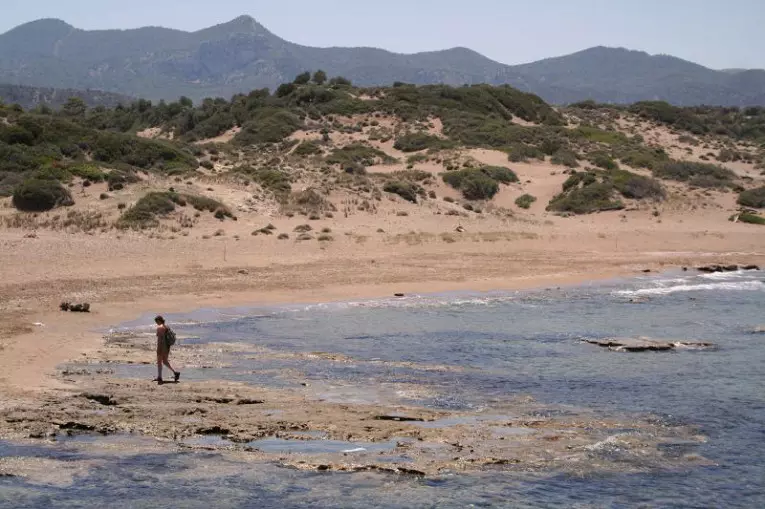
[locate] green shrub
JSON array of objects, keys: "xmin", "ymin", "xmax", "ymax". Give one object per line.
[
  {"xmin": 68, "ymin": 163, "xmax": 106, "ymax": 182},
  {"xmin": 608, "ymin": 169, "xmax": 665, "ymax": 200},
  {"xmin": 383, "ymin": 181, "xmax": 422, "ymax": 203},
  {"xmin": 118, "ymin": 192, "xmax": 177, "ymax": 228},
  {"xmin": 733, "ymin": 212, "xmax": 765, "ymax": 225},
  {"xmin": 481, "ymin": 166, "xmax": 519, "ymax": 184},
  {"xmin": 654, "ymin": 161, "xmax": 735, "ymax": 188},
  {"xmin": 326, "ymin": 143, "xmax": 395, "ymax": 166},
  {"xmin": 393, "ymin": 133, "xmax": 453, "ymax": 152},
  {"xmin": 515, "ymin": 194, "xmax": 537, "ymax": 209},
  {"xmin": 184, "ymin": 194, "xmax": 234, "ymax": 219},
  {"xmin": 589, "ymin": 152, "xmax": 619, "ymax": 170},
  {"xmin": 508, "ymin": 143, "xmax": 544, "ymax": 162},
  {"xmin": 107, "ymin": 169, "xmax": 140, "ymax": 191},
  {"xmin": 234, "ymin": 110, "xmax": 302, "ymax": 145},
  {"xmin": 738, "ymin": 187, "xmax": 765, "ymax": 208},
  {"xmin": 389, "ymin": 169, "xmax": 432, "ymax": 182},
  {"xmin": 235, "ymin": 166, "xmax": 291, "ymax": 195},
  {"xmin": 293, "ymin": 141, "xmax": 323, "ymax": 157},
  {"xmin": 443, "ymin": 169, "xmax": 499, "ymax": 200},
  {"xmin": 551, "ymin": 149, "xmax": 579, "ymax": 168},
  {"xmin": 547, "ymin": 182, "xmax": 624, "ymax": 214},
  {"xmin": 574, "ymin": 126, "xmax": 629, "ymax": 145},
  {"xmin": 12, "ymin": 179, "xmax": 74, "ymax": 211}
]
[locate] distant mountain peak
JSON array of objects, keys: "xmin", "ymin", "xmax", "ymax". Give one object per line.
[
  {"xmin": 4, "ymin": 18, "xmax": 73, "ymax": 35},
  {"xmin": 215, "ymin": 14, "xmax": 268, "ymax": 34}
]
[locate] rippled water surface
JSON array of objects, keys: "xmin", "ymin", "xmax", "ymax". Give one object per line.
[{"xmin": 3, "ymin": 270, "xmax": 765, "ymax": 508}]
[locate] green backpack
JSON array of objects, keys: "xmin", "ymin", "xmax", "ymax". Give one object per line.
[{"xmin": 165, "ymin": 327, "xmax": 177, "ymax": 346}]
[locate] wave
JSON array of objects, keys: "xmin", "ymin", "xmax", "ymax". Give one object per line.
[{"xmin": 616, "ymin": 280, "xmax": 765, "ymax": 297}]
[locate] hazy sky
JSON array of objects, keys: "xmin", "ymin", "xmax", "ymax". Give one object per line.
[{"xmin": 2, "ymin": 0, "xmax": 763, "ymax": 69}]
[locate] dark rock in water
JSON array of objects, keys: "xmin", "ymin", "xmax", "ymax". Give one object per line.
[
  {"xmin": 83, "ymin": 393, "xmax": 118, "ymax": 406},
  {"xmin": 584, "ymin": 337, "xmax": 716, "ymax": 353},
  {"xmin": 55, "ymin": 421, "xmax": 96, "ymax": 431},
  {"xmin": 743, "ymin": 265, "xmax": 760, "ymax": 271},
  {"xmin": 235, "ymin": 398, "xmax": 264, "ymax": 405},
  {"xmin": 642, "ymin": 269, "xmax": 652, "ymax": 273},
  {"xmin": 374, "ymin": 415, "xmax": 425, "ymax": 422},
  {"xmin": 394, "ymin": 293, "xmax": 405, "ymax": 297},
  {"xmin": 196, "ymin": 426, "xmax": 230, "ymax": 435},
  {"xmin": 682, "ymin": 267, "xmax": 689, "ymax": 272},
  {"xmin": 724, "ymin": 264, "xmax": 739, "ymax": 272}
]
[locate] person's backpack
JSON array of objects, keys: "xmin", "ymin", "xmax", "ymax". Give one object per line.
[{"xmin": 165, "ymin": 327, "xmax": 177, "ymax": 347}]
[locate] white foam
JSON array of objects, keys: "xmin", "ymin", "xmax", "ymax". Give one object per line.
[{"xmin": 616, "ymin": 280, "xmax": 765, "ymax": 297}]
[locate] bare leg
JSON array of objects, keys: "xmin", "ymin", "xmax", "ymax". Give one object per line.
[
  {"xmin": 162, "ymin": 350, "xmax": 176, "ymax": 375},
  {"xmin": 156, "ymin": 349, "xmax": 163, "ymax": 380}
]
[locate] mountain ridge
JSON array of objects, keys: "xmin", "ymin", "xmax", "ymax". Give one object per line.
[{"xmin": 1, "ymin": 17, "xmax": 764, "ymax": 106}]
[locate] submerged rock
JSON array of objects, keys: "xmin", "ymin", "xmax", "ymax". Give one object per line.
[{"xmin": 584, "ymin": 337, "xmax": 715, "ymax": 353}]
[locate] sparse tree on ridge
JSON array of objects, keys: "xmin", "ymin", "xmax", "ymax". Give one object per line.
[
  {"xmin": 313, "ymin": 70, "xmax": 327, "ymax": 85},
  {"xmin": 293, "ymin": 72, "xmax": 311, "ymax": 85}
]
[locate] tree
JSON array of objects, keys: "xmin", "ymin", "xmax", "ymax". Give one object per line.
[
  {"xmin": 179, "ymin": 96, "xmax": 194, "ymax": 108},
  {"xmin": 293, "ymin": 72, "xmax": 311, "ymax": 85},
  {"xmin": 276, "ymin": 83, "xmax": 296, "ymax": 98},
  {"xmin": 330, "ymin": 76, "xmax": 352, "ymax": 87},
  {"xmin": 62, "ymin": 97, "xmax": 86, "ymax": 117},
  {"xmin": 313, "ymin": 70, "xmax": 327, "ymax": 85}
]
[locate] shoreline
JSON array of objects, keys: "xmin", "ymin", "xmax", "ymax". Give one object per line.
[{"xmin": 1, "ymin": 237, "xmax": 763, "ymax": 398}]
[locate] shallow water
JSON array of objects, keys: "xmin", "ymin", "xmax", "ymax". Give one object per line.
[{"xmin": 4, "ymin": 270, "xmax": 765, "ymax": 507}]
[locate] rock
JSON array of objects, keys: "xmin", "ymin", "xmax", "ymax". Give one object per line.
[
  {"xmin": 374, "ymin": 415, "xmax": 425, "ymax": 422},
  {"xmin": 235, "ymin": 399, "xmax": 264, "ymax": 405},
  {"xmin": 394, "ymin": 293, "xmax": 405, "ymax": 297},
  {"xmin": 60, "ymin": 302, "xmax": 70, "ymax": 311},
  {"xmin": 196, "ymin": 426, "xmax": 230, "ymax": 435},
  {"xmin": 83, "ymin": 394, "xmax": 118, "ymax": 406},
  {"xmin": 238, "ymin": 269, "xmax": 249, "ymax": 275},
  {"xmin": 642, "ymin": 269, "xmax": 652, "ymax": 273},
  {"xmin": 68, "ymin": 303, "xmax": 91, "ymax": 313},
  {"xmin": 24, "ymin": 233, "xmax": 38, "ymax": 239},
  {"xmin": 743, "ymin": 265, "xmax": 760, "ymax": 271},
  {"xmin": 697, "ymin": 264, "xmax": 741, "ymax": 273},
  {"xmin": 455, "ymin": 226, "xmax": 466, "ymax": 233},
  {"xmin": 584, "ymin": 337, "xmax": 715, "ymax": 353}
]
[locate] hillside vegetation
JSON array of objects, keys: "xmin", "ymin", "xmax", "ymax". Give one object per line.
[{"xmin": 2, "ymin": 77, "xmax": 764, "ymax": 234}]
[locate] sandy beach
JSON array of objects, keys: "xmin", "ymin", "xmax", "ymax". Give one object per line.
[{"xmin": 1, "ymin": 213, "xmax": 763, "ymax": 398}]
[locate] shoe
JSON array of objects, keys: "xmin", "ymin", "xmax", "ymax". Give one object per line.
[
  {"xmin": 153, "ymin": 378, "xmax": 164, "ymax": 385},
  {"xmin": 174, "ymin": 372, "xmax": 181, "ymax": 383}
]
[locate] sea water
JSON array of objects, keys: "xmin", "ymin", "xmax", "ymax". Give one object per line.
[{"xmin": 2, "ymin": 270, "xmax": 764, "ymax": 508}]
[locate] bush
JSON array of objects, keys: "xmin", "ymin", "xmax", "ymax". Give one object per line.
[
  {"xmin": 393, "ymin": 133, "xmax": 453, "ymax": 152},
  {"xmin": 293, "ymin": 141, "xmax": 323, "ymax": 157},
  {"xmin": 515, "ymin": 194, "xmax": 537, "ymax": 209},
  {"xmin": 118, "ymin": 191, "xmax": 177, "ymax": 228},
  {"xmin": 326, "ymin": 143, "xmax": 395, "ymax": 166},
  {"xmin": 547, "ymin": 182, "xmax": 624, "ymax": 214},
  {"xmin": 738, "ymin": 187, "xmax": 765, "ymax": 208},
  {"xmin": 234, "ymin": 110, "xmax": 302, "ymax": 145},
  {"xmin": 481, "ymin": 166, "xmax": 519, "ymax": 184},
  {"xmin": 508, "ymin": 143, "xmax": 544, "ymax": 162},
  {"xmin": 589, "ymin": 152, "xmax": 619, "ymax": 170},
  {"xmin": 107, "ymin": 169, "xmax": 140, "ymax": 191},
  {"xmin": 551, "ymin": 149, "xmax": 579, "ymax": 168},
  {"xmin": 735, "ymin": 212, "xmax": 765, "ymax": 225},
  {"xmin": 442, "ymin": 166, "xmax": 516, "ymax": 200},
  {"xmin": 654, "ymin": 161, "xmax": 735, "ymax": 188},
  {"xmin": 235, "ymin": 167, "xmax": 291, "ymax": 196},
  {"xmin": 608, "ymin": 169, "xmax": 665, "ymax": 200},
  {"xmin": 383, "ymin": 181, "xmax": 422, "ymax": 203},
  {"xmin": 68, "ymin": 163, "xmax": 106, "ymax": 182},
  {"xmin": 12, "ymin": 179, "xmax": 74, "ymax": 212}
]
